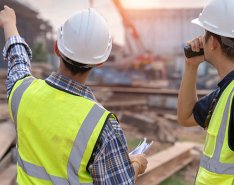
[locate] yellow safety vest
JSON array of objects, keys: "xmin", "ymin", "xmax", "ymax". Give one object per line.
[
  {"xmin": 8, "ymin": 77, "xmax": 111, "ymax": 185},
  {"xmin": 195, "ymin": 80, "xmax": 234, "ymax": 185}
]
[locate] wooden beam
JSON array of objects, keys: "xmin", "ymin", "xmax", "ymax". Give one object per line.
[
  {"xmin": 0, "ymin": 123, "xmax": 16, "ymax": 161},
  {"xmin": 0, "ymin": 153, "xmax": 12, "ymax": 174},
  {"xmin": 0, "ymin": 165, "xmax": 16, "ymax": 185},
  {"xmin": 136, "ymin": 142, "xmax": 196, "ymax": 185},
  {"xmin": 90, "ymin": 85, "xmax": 210, "ymax": 97},
  {"xmin": 103, "ymin": 99, "xmax": 147, "ymax": 108},
  {"xmin": 0, "ymin": 104, "xmax": 9, "ymax": 122},
  {"xmin": 0, "ymin": 95, "xmax": 7, "ymax": 103}
]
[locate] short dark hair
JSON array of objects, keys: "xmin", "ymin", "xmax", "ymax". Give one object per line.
[
  {"xmin": 61, "ymin": 55, "xmax": 93, "ymax": 75},
  {"xmin": 205, "ymin": 31, "xmax": 234, "ymax": 60}
]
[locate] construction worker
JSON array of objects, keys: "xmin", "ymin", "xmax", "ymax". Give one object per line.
[
  {"xmin": 177, "ymin": 0, "xmax": 234, "ymax": 184},
  {"xmin": 0, "ymin": 5, "xmax": 148, "ymax": 185}
]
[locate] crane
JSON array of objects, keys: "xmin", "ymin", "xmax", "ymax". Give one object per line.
[
  {"xmin": 112, "ymin": 0, "xmax": 153, "ymax": 69},
  {"xmin": 89, "ymin": 0, "xmax": 93, "ymax": 7},
  {"xmin": 112, "ymin": 0, "xmax": 145, "ymax": 55},
  {"xmin": 90, "ymin": 0, "xmax": 153, "ymax": 69}
]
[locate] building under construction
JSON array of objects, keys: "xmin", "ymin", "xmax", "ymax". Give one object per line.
[{"xmin": 0, "ymin": 0, "xmax": 53, "ymax": 69}]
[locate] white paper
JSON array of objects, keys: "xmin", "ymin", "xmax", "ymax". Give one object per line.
[{"xmin": 129, "ymin": 138, "xmax": 153, "ymax": 155}]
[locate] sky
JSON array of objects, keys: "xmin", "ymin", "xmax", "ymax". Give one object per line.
[{"xmin": 18, "ymin": 0, "xmax": 205, "ymax": 45}]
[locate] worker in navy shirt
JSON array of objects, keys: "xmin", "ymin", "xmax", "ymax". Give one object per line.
[
  {"xmin": 193, "ymin": 71, "xmax": 234, "ymax": 150},
  {"xmin": 177, "ymin": 0, "xmax": 234, "ymax": 184},
  {"xmin": 193, "ymin": 72, "xmax": 234, "ymax": 129}
]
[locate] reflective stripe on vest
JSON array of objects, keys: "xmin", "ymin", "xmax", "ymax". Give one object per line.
[
  {"xmin": 11, "ymin": 77, "xmax": 34, "ymax": 126},
  {"xmin": 67, "ymin": 104, "xmax": 105, "ymax": 184},
  {"xmin": 17, "ymin": 151, "xmax": 70, "ymax": 185},
  {"xmin": 200, "ymin": 88, "xmax": 234, "ymax": 174},
  {"xmin": 11, "ymin": 77, "xmax": 106, "ymax": 184}
]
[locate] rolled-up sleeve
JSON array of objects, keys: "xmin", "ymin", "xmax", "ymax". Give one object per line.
[
  {"xmin": 88, "ymin": 115, "xmax": 135, "ymax": 185},
  {"xmin": 3, "ymin": 36, "xmax": 32, "ymax": 98}
]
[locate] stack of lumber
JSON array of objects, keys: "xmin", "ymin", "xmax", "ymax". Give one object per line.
[
  {"xmin": 136, "ymin": 142, "xmax": 199, "ymax": 185},
  {"xmin": 0, "ymin": 123, "xmax": 17, "ymax": 185}
]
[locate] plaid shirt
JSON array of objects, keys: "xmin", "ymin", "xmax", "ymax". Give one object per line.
[{"xmin": 3, "ymin": 36, "xmax": 135, "ymax": 185}]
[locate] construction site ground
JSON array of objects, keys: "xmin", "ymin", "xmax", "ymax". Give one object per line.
[
  {"xmin": 0, "ymin": 65, "xmax": 206, "ymax": 185},
  {"xmin": 121, "ymin": 117, "xmax": 204, "ymax": 185}
]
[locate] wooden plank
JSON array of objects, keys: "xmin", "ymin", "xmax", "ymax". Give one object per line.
[
  {"xmin": 90, "ymin": 86, "xmax": 211, "ymax": 97},
  {"xmin": 0, "ymin": 104, "xmax": 9, "ymax": 122},
  {"xmin": 161, "ymin": 113, "xmax": 177, "ymax": 122},
  {"xmin": 0, "ymin": 165, "xmax": 16, "ymax": 185},
  {"xmin": 103, "ymin": 99, "xmax": 147, "ymax": 108},
  {"xmin": 0, "ymin": 153, "xmax": 12, "ymax": 174},
  {"xmin": 0, "ymin": 94, "xmax": 7, "ymax": 102},
  {"xmin": 0, "ymin": 123, "xmax": 16, "ymax": 161},
  {"xmin": 136, "ymin": 142, "xmax": 196, "ymax": 185}
]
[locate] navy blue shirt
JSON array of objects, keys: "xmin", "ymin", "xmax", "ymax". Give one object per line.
[{"xmin": 193, "ymin": 70, "xmax": 234, "ymax": 150}]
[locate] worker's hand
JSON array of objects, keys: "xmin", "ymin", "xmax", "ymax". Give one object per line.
[
  {"xmin": 0, "ymin": 6, "xmax": 19, "ymax": 41},
  {"xmin": 129, "ymin": 154, "xmax": 148, "ymax": 180},
  {"xmin": 186, "ymin": 36, "xmax": 205, "ymax": 68},
  {"xmin": 0, "ymin": 5, "xmax": 16, "ymax": 28}
]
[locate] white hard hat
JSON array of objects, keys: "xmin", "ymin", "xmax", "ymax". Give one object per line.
[
  {"xmin": 192, "ymin": 0, "xmax": 234, "ymax": 38},
  {"xmin": 57, "ymin": 8, "xmax": 112, "ymax": 65}
]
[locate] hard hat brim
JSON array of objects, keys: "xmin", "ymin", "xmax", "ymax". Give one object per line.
[
  {"xmin": 191, "ymin": 18, "xmax": 234, "ymax": 38},
  {"xmin": 191, "ymin": 18, "xmax": 202, "ymax": 27},
  {"xmin": 191, "ymin": 18, "xmax": 209, "ymax": 32}
]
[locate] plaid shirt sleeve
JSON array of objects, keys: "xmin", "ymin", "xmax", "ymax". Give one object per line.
[
  {"xmin": 88, "ymin": 115, "xmax": 135, "ymax": 185},
  {"xmin": 2, "ymin": 36, "xmax": 32, "ymax": 98}
]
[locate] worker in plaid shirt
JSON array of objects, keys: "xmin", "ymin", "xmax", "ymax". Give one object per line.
[{"xmin": 0, "ymin": 5, "xmax": 147, "ymax": 185}]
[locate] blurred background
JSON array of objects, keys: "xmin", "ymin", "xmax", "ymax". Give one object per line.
[{"xmin": 0, "ymin": 0, "xmax": 217, "ymax": 185}]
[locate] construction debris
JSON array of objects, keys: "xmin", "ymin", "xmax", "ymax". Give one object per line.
[{"xmin": 121, "ymin": 111, "xmax": 177, "ymax": 144}]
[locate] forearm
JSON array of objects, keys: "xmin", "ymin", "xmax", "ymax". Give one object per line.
[
  {"xmin": 1, "ymin": 6, "xmax": 32, "ymax": 97},
  {"xmin": 177, "ymin": 64, "xmax": 198, "ymax": 126},
  {"xmin": 0, "ymin": 6, "xmax": 19, "ymax": 41},
  {"xmin": 3, "ymin": 23, "xmax": 19, "ymax": 42}
]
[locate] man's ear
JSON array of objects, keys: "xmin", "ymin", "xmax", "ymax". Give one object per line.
[
  {"xmin": 54, "ymin": 41, "xmax": 61, "ymax": 56},
  {"xmin": 211, "ymin": 36, "xmax": 219, "ymax": 50},
  {"xmin": 96, "ymin": 63, "xmax": 104, "ymax": 67}
]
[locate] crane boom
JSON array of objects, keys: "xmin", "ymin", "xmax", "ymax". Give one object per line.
[
  {"xmin": 112, "ymin": 0, "xmax": 145, "ymax": 54},
  {"xmin": 90, "ymin": 0, "xmax": 153, "ymax": 69},
  {"xmin": 112, "ymin": 0, "xmax": 139, "ymax": 39},
  {"xmin": 89, "ymin": 0, "xmax": 93, "ymax": 7}
]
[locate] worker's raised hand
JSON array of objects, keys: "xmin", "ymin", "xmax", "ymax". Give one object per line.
[
  {"xmin": 0, "ymin": 5, "xmax": 16, "ymax": 28},
  {"xmin": 186, "ymin": 36, "xmax": 205, "ymax": 67},
  {"xmin": 129, "ymin": 154, "xmax": 148, "ymax": 180},
  {"xmin": 0, "ymin": 5, "xmax": 19, "ymax": 41}
]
